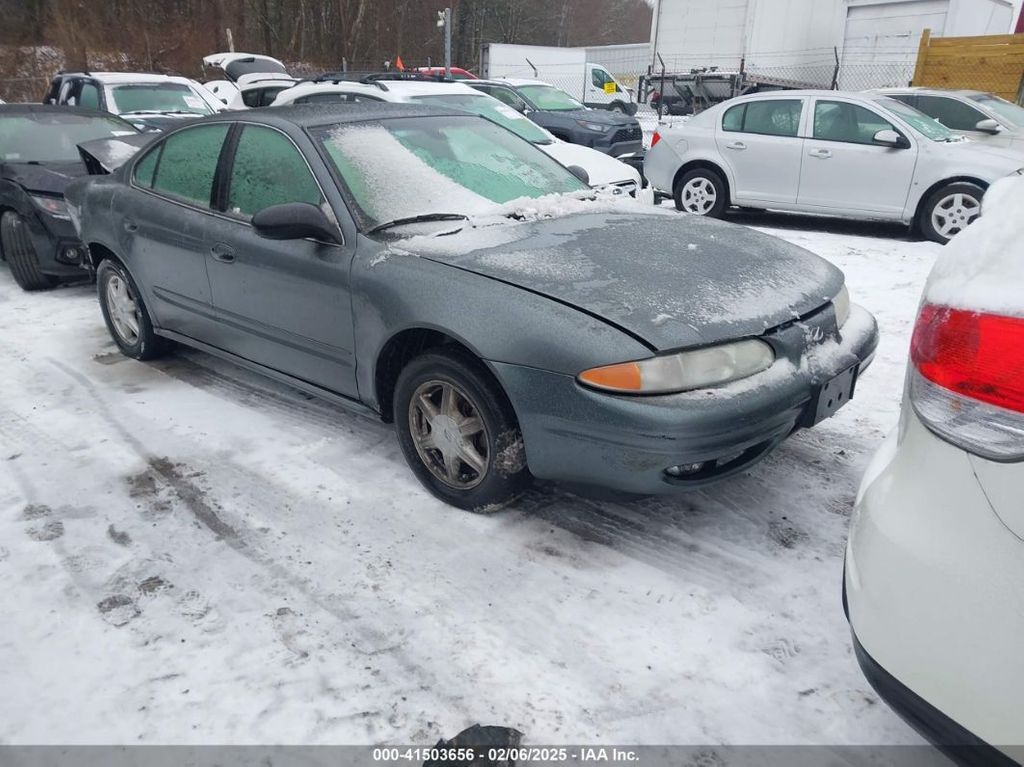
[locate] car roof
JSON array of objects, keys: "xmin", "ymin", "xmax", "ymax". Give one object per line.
[
  {"xmin": 473, "ymin": 78, "xmax": 551, "ymax": 88},
  {"xmin": 233, "ymin": 101, "xmax": 468, "ymax": 128},
  {"xmin": 279, "ymin": 79, "xmax": 481, "ymax": 103},
  {"xmin": 69, "ymin": 72, "xmax": 200, "ymax": 86},
  {"xmin": 872, "ymin": 87, "xmax": 987, "ymax": 98},
  {"xmin": 0, "ymin": 103, "xmax": 115, "ymax": 119}
]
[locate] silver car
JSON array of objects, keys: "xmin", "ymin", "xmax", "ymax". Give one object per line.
[
  {"xmin": 879, "ymin": 87, "xmax": 1024, "ymax": 153},
  {"xmin": 644, "ymin": 89, "xmax": 1024, "ymax": 243}
]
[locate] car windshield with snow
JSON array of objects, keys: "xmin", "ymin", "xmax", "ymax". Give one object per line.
[{"xmin": 65, "ymin": 103, "xmax": 878, "ymax": 510}]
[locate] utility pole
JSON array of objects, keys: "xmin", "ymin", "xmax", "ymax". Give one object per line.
[{"xmin": 437, "ymin": 8, "xmax": 452, "ymax": 77}]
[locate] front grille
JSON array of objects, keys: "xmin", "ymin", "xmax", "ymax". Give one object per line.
[{"xmin": 612, "ymin": 125, "xmax": 642, "ymax": 143}]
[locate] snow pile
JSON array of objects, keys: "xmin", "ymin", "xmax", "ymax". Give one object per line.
[{"xmin": 925, "ymin": 174, "xmax": 1024, "ymax": 316}]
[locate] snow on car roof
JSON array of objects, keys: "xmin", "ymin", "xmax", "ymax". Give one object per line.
[
  {"xmin": 85, "ymin": 72, "xmax": 200, "ymax": 86},
  {"xmin": 276, "ymin": 79, "xmax": 480, "ymax": 104}
]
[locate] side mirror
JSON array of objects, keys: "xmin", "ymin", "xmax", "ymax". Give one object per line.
[
  {"xmin": 566, "ymin": 165, "xmax": 590, "ymax": 185},
  {"xmin": 873, "ymin": 129, "xmax": 909, "ymax": 149},
  {"xmin": 975, "ymin": 118, "xmax": 1002, "ymax": 134},
  {"xmin": 252, "ymin": 202, "xmax": 341, "ymax": 244}
]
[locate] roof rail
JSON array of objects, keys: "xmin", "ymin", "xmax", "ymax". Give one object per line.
[{"xmin": 315, "ymin": 70, "xmax": 448, "ymax": 85}]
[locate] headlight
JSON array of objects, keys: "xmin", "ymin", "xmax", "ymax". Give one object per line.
[
  {"xmin": 576, "ymin": 120, "xmax": 608, "ymax": 133},
  {"xmin": 833, "ymin": 284, "xmax": 851, "ymax": 328},
  {"xmin": 30, "ymin": 195, "xmax": 70, "ymax": 220},
  {"xmin": 578, "ymin": 339, "xmax": 775, "ymax": 395}
]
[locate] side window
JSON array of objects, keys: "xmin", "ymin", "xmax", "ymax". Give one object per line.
[
  {"xmin": 740, "ymin": 100, "xmax": 802, "ymax": 137},
  {"xmin": 151, "ymin": 123, "xmax": 229, "ymax": 206},
  {"xmin": 79, "ymin": 82, "xmax": 100, "ymax": 109},
  {"xmin": 722, "ymin": 103, "xmax": 745, "ymax": 132},
  {"xmin": 591, "ymin": 68, "xmax": 618, "ymax": 92},
  {"xmin": 813, "ymin": 100, "xmax": 895, "ymax": 144},
  {"xmin": 915, "ymin": 96, "xmax": 987, "ymax": 132},
  {"xmin": 58, "ymin": 80, "xmax": 75, "ymax": 104},
  {"xmin": 226, "ymin": 125, "xmax": 324, "ymax": 218},
  {"xmin": 489, "ymin": 88, "xmax": 528, "ymax": 112},
  {"xmin": 133, "ymin": 146, "xmax": 160, "ymax": 188},
  {"xmin": 241, "ymin": 89, "xmax": 262, "ymax": 108}
]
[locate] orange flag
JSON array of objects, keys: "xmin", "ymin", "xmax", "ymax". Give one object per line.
[{"xmin": 396, "ymin": 56, "xmax": 405, "ymax": 71}]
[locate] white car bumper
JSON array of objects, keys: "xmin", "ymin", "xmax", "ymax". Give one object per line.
[{"xmin": 846, "ymin": 407, "xmax": 1024, "ymax": 762}]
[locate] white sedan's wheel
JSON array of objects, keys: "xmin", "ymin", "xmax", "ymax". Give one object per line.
[
  {"xmin": 681, "ymin": 178, "xmax": 717, "ymax": 215},
  {"xmin": 673, "ymin": 168, "xmax": 727, "ymax": 218},
  {"xmin": 920, "ymin": 182, "xmax": 985, "ymax": 244},
  {"xmin": 930, "ymin": 192, "xmax": 981, "ymax": 241}
]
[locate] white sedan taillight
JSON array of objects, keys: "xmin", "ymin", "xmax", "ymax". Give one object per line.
[{"xmin": 909, "ymin": 303, "xmax": 1024, "ymax": 461}]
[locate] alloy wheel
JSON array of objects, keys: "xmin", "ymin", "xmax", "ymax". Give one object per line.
[
  {"xmin": 408, "ymin": 379, "xmax": 490, "ymax": 490},
  {"xmin": 681, "ymin": 177, "xmax": 717, "ymax": 215},
  {"xmin": 931, "ymin": 192, "xmax": 981, "ymax": 240},
  {"xmin": 106, "ymin": 274, "xmax": 141, "ymax": 345}
]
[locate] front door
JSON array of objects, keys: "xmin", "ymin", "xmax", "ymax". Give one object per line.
[
  {"xmin": 203, "ymin": 124, "xmax": 358, "ymax": 397},
  {"xmin": 797, "ymin": 98, "xmax": 917, "ymax": 217},
  {"xmin": 715, "ymin": 97, "xmax": 806, "ymax": 205},
  {"xmin": 114, "ymin": 122, "xmax": 230, "ymax": 340}
]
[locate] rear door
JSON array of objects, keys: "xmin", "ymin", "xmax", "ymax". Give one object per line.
[
  {"xmin": 797, "ymin": 97, "xmax": 917, "ymax": 217},
  {"xmin": 714, "ymin": 96, "xmax": 806, "ymax": 205},
  {"xmin": 202, "ymin": 124, "xmax": 358, "ymax": 396},
  {"xmin": 115, "ymin": 122, "xmax": 230, "ymax": 340}
]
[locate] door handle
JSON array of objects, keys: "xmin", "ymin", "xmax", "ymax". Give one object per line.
[
  {"xmin": 725, "ymin": 141, "xmax": 747, "ymax": 151},
  {"xmin": 809, "ymin": 148, "xmax": 833, "ymax": 159},
  {"xmin": 123, "ymin": 219, "xmax": 138, "ymax": 233},
  {"xmin": 210, "ymin": 243, "xmax": 235, "ymax": 264}
]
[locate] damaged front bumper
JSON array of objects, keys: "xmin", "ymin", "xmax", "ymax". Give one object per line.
[{"xmin": 490, "ymin": 303, "xmax": 878, "ymax": 494}]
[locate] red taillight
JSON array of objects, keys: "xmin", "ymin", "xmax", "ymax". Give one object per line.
[
  {"xmin": 911, "ymin": 304, "xmax": 1024, "ymax": 414},
  {"xmin": 651, "ymin": 131, "xmax": 661, "ymax": 147},
  {"xmin": 909, "ymin": 303, "xmax": 1024, "ymax": 461}
]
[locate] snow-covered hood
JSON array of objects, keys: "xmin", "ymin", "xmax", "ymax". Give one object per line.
[
  {"xmin": 541, "ymin": 140, "xmax": 640, "ymax": 187},
  {"xmin": 404, "ymin": 209, "xmax": 843, "ymax": 350}
]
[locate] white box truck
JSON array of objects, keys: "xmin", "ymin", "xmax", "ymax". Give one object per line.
[{"xmin": 479, "ymin": 43, "xmax": 638, "ymax": 115}]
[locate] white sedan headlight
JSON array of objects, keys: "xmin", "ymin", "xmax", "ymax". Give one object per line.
[{"xmin": 578, "ymin": 339, "xmax": 775, "ymax": 395}]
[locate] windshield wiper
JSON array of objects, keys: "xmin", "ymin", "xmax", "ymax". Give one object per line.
[{"xmin": 367, "ymin": 213, "xmax": 468, "ymax": 234}]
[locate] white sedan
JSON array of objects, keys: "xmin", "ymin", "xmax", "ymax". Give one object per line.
[
  {"xmin": 845, "ymin": 174, "xmax": 1024, "ymax": 763},
  {"xmin": 272, "ymin": 79, "xmax": 648, "ymax": 200},
  {"xmin": 644, "ymin": 89, "xmax": 1023, "ymax": 243}
]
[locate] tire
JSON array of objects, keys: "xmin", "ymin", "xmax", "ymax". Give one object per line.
[
  {"xmin": 918, "ymin": 182, "xmax": 984, "ymax": 245},
  {"xmin": 0, "ymin": 211, "xmax": 59, "ymax": 291},
  {"xmin": 394, "ymin": 348, "xmax": 529, "ymax": 512},
  {"xmin": 96, "ymin": 258, "xmax": 168, "ymax": 360},
  {"xmin": 673, "ymin": 167, "xmax": 728, "ymax": 217},
  {"xmin": 610, "ymin": 101, "xmax": 627, "ymax": 113}
]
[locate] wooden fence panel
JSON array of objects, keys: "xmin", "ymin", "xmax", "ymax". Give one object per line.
[{"xmin": 913, "ymin": 29, "xmax": 1024, "ymax": 101}]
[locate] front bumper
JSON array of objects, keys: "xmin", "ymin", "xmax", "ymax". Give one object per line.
[
  {"xmin": 492, "ymin": 303, "xmax": 877, "ymax": 494},
  {"xmin": 846, "ymin": 409, "xmax": 1024, "ymax": 761},
  {"xmin": 25, "ymin": 210, "xmax": 89, "ymax": 278}
]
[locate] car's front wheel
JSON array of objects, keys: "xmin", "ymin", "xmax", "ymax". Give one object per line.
[
  {"xmin": 394, "ymin": 348, "xmax": 529, "ymax": 511},
  {"xmin": 0, "ymin": 211, "xmax": 59, "ymax": 291},
  {"xmin": 674, "ymin": 168, "xmax": 728, "ymax": 217},
  {"xmin": 96, "ymin": 259, "xmax": 168, "ymax": 360},
  {"xmin": 919, "ymin": 182, "xmax": 984, "ymax": 244}
]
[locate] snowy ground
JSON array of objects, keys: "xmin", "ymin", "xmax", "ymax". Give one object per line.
[{"xmin": 0, "ymin": 211, "xmax": 938, "ymax": 746}]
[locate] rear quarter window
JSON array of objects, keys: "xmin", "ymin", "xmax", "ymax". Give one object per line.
[{"xmin": 150, "ymin": 123, "xmax": 229, "ymax": 207}]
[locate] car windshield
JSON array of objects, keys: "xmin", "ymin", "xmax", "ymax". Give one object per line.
[
  {"xmin": 411, "ymin": 94, "xmax": 553, "ymax": 144},
  {"xmin": 877, "ymin": 97, "xmax": 959, "ymax": 141},
  {"xmin": 313, "ymin": 114, "xmax": 588, "ymax": 230},
  {"xmin": 108, "ymin": 83, "xmax": 213, "ymax": 115},
  {"xmin": 517, "ymin": 85, "xmax": 583, "ymax": 111},
  {"xmin": 968, "ymin": 93, "xmax": 1024, "ymax": 129},
  {"xmin": 0, "ymin": 112, "xmax": 137, "ymax": 163}
]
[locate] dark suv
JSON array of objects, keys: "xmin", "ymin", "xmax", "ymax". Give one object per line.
[{"xmin": 469, "ymin": 79, "xmax": 643, "ymax": 158}]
